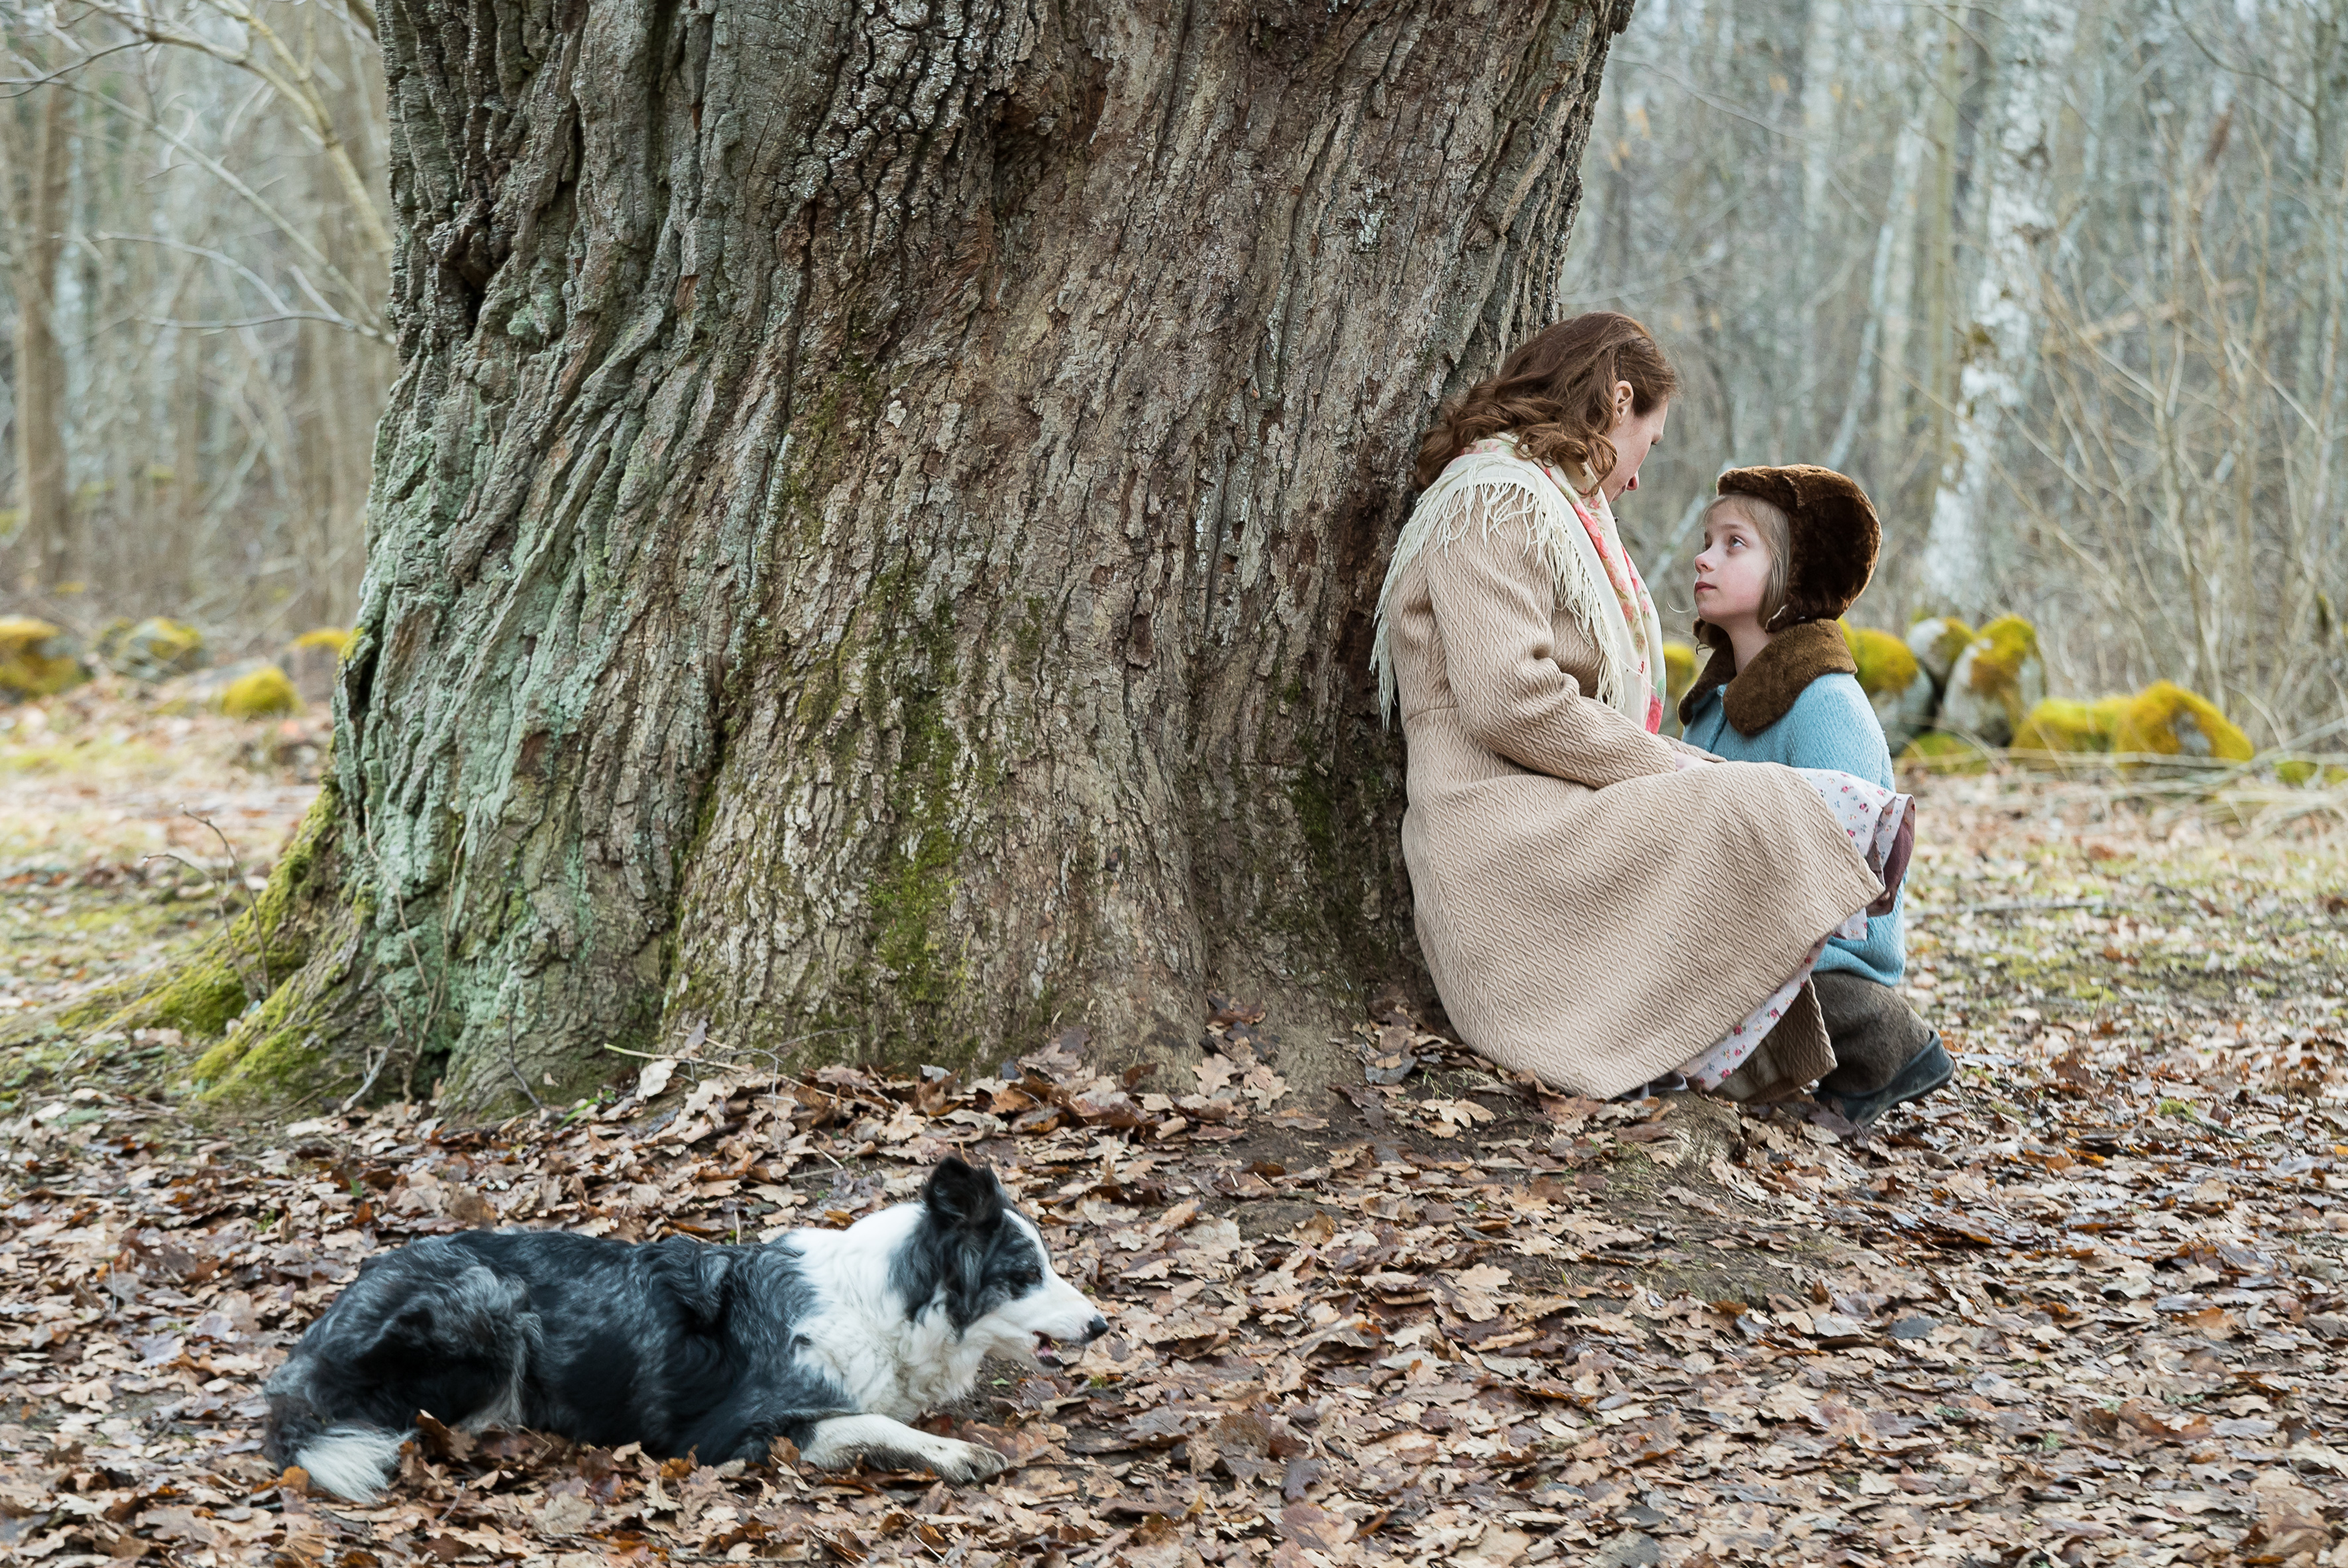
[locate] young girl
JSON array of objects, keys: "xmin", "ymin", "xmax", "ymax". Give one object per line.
[{"xmin": 1678, "ymin": 465, "xmax": 1951, "ymax": 1125}]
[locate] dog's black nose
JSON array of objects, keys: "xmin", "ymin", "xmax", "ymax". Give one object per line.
[{"xmin": 1082, "ymin": 1315, "xmax": 1109, "ymax": 1343}]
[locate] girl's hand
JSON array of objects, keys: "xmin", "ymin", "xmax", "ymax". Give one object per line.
[{"xmin": 1671, "ymin": 750, "xmax": 1711, "ymax": 772}]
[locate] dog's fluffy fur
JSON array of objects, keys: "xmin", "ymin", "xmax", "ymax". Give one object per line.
[{"xmin": 262, "ymin": 1157, "xmax": 1106, "ymax": 1500}]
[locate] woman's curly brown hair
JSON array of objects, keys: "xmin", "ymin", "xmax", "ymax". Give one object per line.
[{"xmin": 1414, "ymin": 311, "xmax": 1678, "ymax": 491}]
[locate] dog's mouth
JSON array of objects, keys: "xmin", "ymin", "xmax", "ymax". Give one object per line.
[{"xmin": 1033, "ymin": 1333, "xmax": 1066, "ymax": 1367}]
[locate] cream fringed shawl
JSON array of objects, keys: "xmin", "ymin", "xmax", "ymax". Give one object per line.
[{"xmin": 1370, "ymin": 439, "xmax": 1666, "ymax": 730}]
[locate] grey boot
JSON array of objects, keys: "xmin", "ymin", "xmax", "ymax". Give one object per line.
[
  {"xmin": 1811, "ymin": 971, "xmax": 1935, "ymax": 1097},
  {"xmin": 1818, "ymin": 1035, "xmax": 1953, "ymax": 1127}
]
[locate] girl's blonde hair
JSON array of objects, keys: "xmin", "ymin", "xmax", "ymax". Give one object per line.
[{"xmin": 1701, "ymin": 491, "xmax": 1794, "ymax": 629}]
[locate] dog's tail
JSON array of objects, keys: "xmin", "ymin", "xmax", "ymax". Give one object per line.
[
  {"xmin": 259, "ymin": 1238, "xmax": 540, "ymax": 1504},
  {"xmin": 262, "ymin": 1390, "xmax": 408, "ymax": 1502}
]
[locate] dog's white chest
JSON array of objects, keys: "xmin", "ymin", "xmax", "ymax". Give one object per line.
[{"xmin": 793, "ymin": 1311, "xmax": 980, "ymax": 1420}]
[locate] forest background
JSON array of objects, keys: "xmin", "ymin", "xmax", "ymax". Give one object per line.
[
  {"xmin": 3, "ymin": 0, "xmax": 2345, "ymax": 744},
  {"xmin": 5, "ymin": 9, "xmax": 2348, "ymax": 1563}
]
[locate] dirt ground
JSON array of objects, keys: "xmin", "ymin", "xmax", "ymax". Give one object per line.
[
  {"xmin": 0, "ymin": 679, "xmax": 326, "ymax": 1050},
  {"xmin": 4, "ymin": 688, "xmax": 2348, "ymax": 1567}
]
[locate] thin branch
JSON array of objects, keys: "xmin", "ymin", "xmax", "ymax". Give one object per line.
[
  {"xmin": 85, "ymin": 230, "xmax": 388, "ymax": 340},
  {"xmin": 64, "ymin": 82, "xmax": 384, "ymax": 331},
  {"xmin": 505, "ymin": 1015, "xmax": 547, "ymax": 1112},
  {"xmin": 0, "ymin": 38, "xmax": 152, "ymax": 95},
  {"xmin": 181, "ymin": 807, "xmax": 269, "ymax": 997},
  {"xmin": 2158, "ymin": 0, "xmax": 2312, "ymax": 113},
  {"xmin": 71, "ymin": 0, "xmax": 394, "ymax": 257},
  {"xmin": 335, "ymin": 0, "xmax": 378, "ymax": 42},
  {"xmin": 137, "ymin": 309, "xmax": 388, "ymax": 339},
  {"xmin": 137, "ymin": 846, "xmax": 267, "ymax": 1006}
]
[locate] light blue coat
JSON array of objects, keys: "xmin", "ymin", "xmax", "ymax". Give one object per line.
[{"xmin": 1681, "ymin": 671, "xmax": 1905, "ymax": 985}]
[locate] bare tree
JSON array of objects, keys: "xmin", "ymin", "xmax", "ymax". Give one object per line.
[
  {"xmin": 1825, "ymin": 38, "xmax": 1929, "ymax": 472},
  {"xmin": 1, "ymin": 0, "xmax": 392, "ymax": 635},
  {"xmin": 1917, "ymin": 0, "xmax": 2077, "ymax": 616},
  {"xmin": 1564, "ymin": 0, "xmax": 2342, "ymax": 740},
  {"xmin": 5, "ymin": 65, "xmax": 74, "ymax": 590}
]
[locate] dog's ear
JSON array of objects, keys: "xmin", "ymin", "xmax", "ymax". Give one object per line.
[{"xmin": 922, "ymin": 1156, "xmax": 1005, "ymax": 1232}]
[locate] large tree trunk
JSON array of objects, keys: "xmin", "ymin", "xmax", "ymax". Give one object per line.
[{"xmin": 164, "ymin": 0, "xmax": 1636, "ymax": 1109}]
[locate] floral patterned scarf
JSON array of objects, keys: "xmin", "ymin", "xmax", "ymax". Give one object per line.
[{"xmin": 1465, "ymin": 438, "xmax": 1667, "ymax": 734}]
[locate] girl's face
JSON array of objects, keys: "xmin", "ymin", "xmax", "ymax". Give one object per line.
[
  {"xmin": 1599, "ymin": 384, "xmax": 1669, "ymax": 501},
  {"xmin": 1693, "ymin": 506, "xmax": 1774, "ymax": 627}
]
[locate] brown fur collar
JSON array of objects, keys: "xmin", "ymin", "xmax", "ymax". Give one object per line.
[{"xmin": 1677, "ymin": 618, "xmax": 1855, "ymax": 736}]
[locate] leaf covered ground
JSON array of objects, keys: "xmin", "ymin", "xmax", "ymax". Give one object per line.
[{"xmin": 3, "ymin": 708, "xmax": 2348, "ymax": 1567}]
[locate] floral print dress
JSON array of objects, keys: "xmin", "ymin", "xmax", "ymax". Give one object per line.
[{"xmin": 1677, "ymin": 770, "xmax": 1917, "ymax": 1091}]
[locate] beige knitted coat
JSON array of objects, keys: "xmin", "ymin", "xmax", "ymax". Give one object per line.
[{"xmin": 1384, "ymin": 484, "xmax": 1885, "ymax": 1099}]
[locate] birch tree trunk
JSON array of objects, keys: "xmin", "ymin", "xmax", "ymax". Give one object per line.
[
  {"xmin": 7, "ymin": 85, "xmax": 74, "ymax": 593},
  {"xmin": 165, "ymin": 0, "xmax": 1638, "ymax": 1109},
  {"xmin": 1795, "ymin": 0, "xmax": 1842, "ymax": 439},
  {"xmin": 2306, "ymin": 0, "xmax": 2347, "ymax": 571},
  {"xmin": 1868, "ymin": 34, "xmax": 1933, "ymax": 475},
  {"xmin": 1915, "ymin": 8, "xmax": 1966, "ymax": 533},
  {"xmin": 170, "ymin": 311, "xmax": 204, "ymax": 606},
  {"xmin": 1917, "ymin": 0, "xmax": 2076, "ymax": 616}
]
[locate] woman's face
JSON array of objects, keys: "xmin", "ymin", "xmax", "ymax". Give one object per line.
[
  {"xmin": 1693, "ymin": 506, "xmax": 1774, "ymax": 628},
  {"xmin": 1600, "ymin": 385, "xmax": 1669, "ymax": 501}
]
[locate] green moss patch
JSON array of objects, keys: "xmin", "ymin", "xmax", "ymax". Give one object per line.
[
  {"xmin": 219, "ymin": 665, "xmax": 300, "ymax": 719},
  {"xmin": 1897, "ymin": 730, "xmax": 1993, "ymax": 775},
  {"xmin": 1662, "ymin": 641, "xmax": 1697, "ymax": 706},
  {"xmin": 1906, "ymin": 616, "xmax": 1976, "ymax": 685},
  {"xmin": 1965, "ymin": 615, "xmax": 2039, "ymax": 695},
  {"xmin": 2012, "ymin": 697, "xmax": 2128, "ymax": 757},
  {"xmin": 1938, "ymin": 616, "xmax": 2043, "ymax": 745},
  {"xmin": 184, "ymin": 963, "xmax": 347, "ymax": 1105},
  {"xmin": 2276, "ymin": 759, "xmax": 2348, "ymax": 787},
  {"xmin": 101, "ymin": 617, "xmax": 207, "ymax": 681},
  {"xmin": 0, "ymin": 617, "xmax": 89, "ymax": 700},
  {"xmin": 2112, "ymin": 681, "xmax": 2255, "ymax": 767},
  {"xmin": 77, "ymin": 781, "xmax": 341, "ymax": 1040},
  {"xmin": 1839, "ymin": 622, "xmax": 1920, "ymax": 699}
]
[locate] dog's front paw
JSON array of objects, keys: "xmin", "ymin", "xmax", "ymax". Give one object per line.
[{"xmin": 930, "ymin": 1437, "xmax": 1009, "ymax": 1484}]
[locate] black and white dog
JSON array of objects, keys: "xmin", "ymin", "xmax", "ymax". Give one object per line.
[{"xmin": 262, "ymin": 1157, "xmax": 1107, "ymax": 1500}]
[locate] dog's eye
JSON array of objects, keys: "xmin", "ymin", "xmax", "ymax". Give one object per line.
[{"xmin": 1010, "ymin": 1268, "xmax": 1042, "ymax": 1289}]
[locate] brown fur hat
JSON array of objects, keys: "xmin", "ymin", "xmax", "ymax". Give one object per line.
[{"xmin": 1714, "ymin": 464, "xmax": 1880, "ymax": 624}]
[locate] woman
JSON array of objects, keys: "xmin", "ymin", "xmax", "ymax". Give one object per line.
[{"xmin": 1370, "ymin": 313, "xmax": 1896, "ymax": 1101}]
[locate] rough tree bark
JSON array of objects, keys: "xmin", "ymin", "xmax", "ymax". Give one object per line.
[{"xmin": 144, "ymin": 0, "xmax": 1638, "ymax": 1109}]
